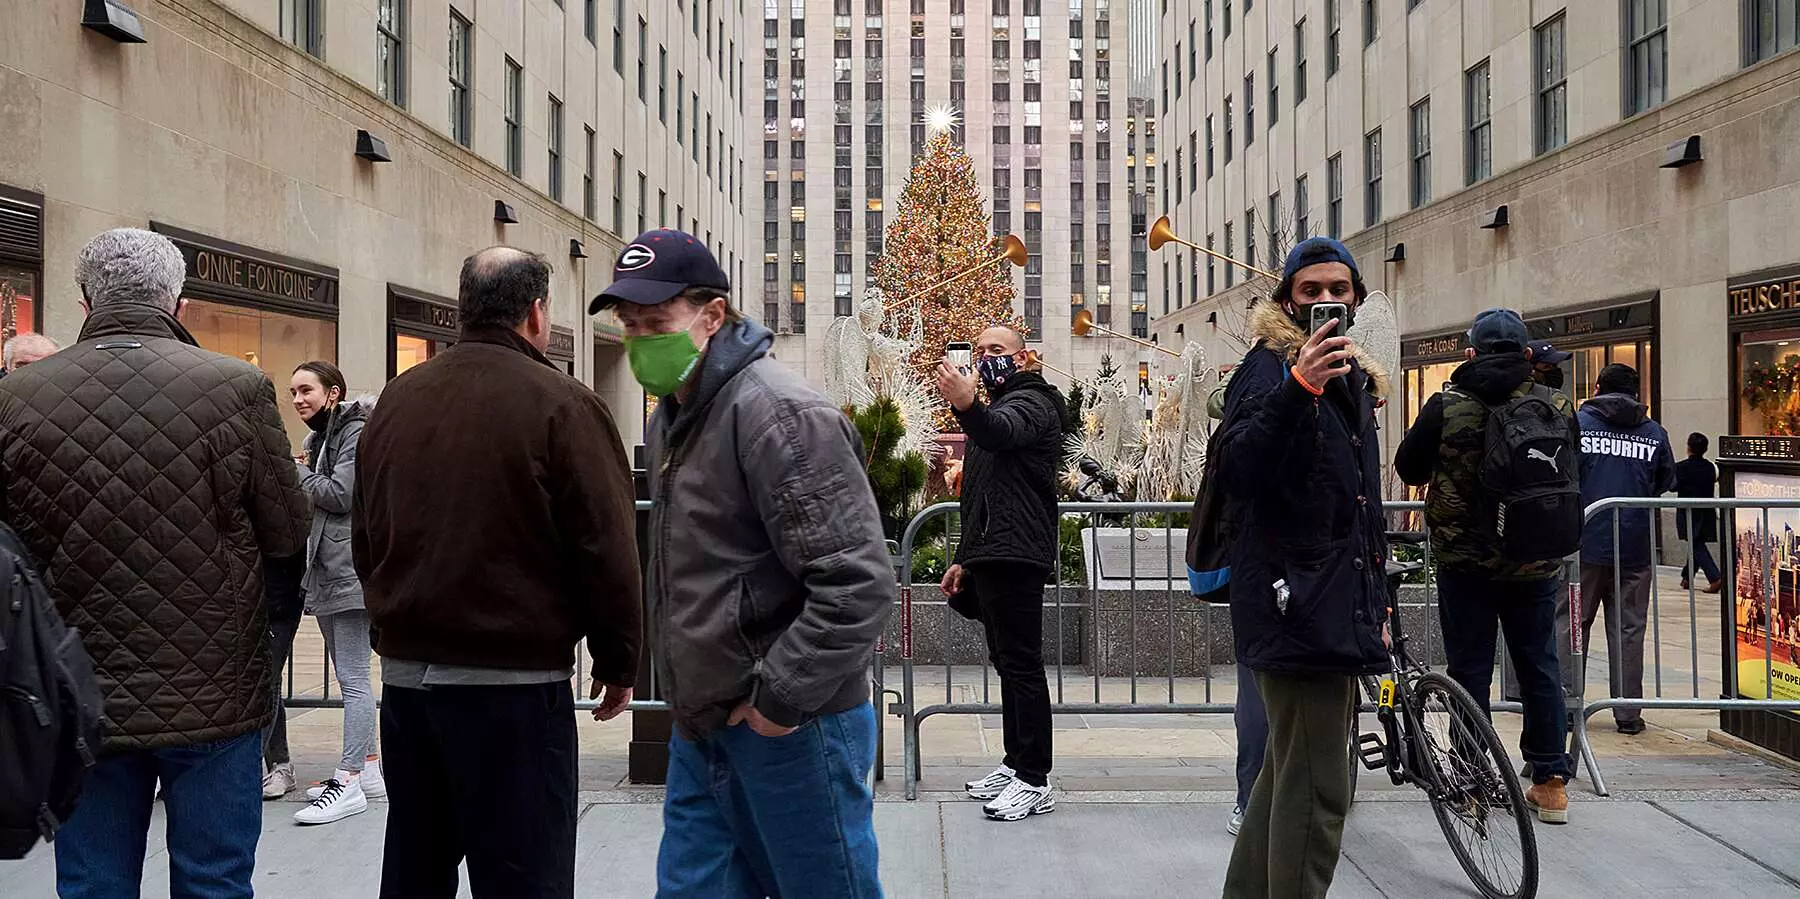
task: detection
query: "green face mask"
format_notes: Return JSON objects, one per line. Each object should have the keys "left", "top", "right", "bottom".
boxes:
{"left": 626, "top": 330, "right": 704, "bottom": 396}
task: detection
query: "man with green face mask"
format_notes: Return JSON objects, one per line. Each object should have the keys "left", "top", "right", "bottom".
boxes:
{"left": 589, "top": 230, "right": 894, "bottom": 898}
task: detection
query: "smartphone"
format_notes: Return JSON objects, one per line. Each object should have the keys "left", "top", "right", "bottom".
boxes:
{"left": 945, "top": 341, "right": 973, "bottom": 373}
{"left": 1309, "top": 302, "right": 1348, "bottom": 340}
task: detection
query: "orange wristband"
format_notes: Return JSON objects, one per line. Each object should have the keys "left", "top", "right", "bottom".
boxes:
{"left": 1290, "top": 366, "right": 1324, "bottom": 396}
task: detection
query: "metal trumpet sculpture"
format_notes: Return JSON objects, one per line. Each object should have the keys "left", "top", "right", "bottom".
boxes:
{"left": 883, "top": 233, "right": 1028, "bottom": 312}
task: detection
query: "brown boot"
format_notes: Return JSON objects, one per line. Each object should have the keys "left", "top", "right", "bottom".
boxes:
{"left": 1703, "top": 579, "right": 1724, "bottom": 594}
{"left": 1526, "top": 778, "right": 1569, "bottom": 825}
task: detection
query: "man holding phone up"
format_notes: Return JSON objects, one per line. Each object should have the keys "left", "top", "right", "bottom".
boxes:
{"left": 1217, "top": 238, "right": 1392, "bottom": 898}
{"left": 935, "top": 326, "right": 1066, "bottom": 821}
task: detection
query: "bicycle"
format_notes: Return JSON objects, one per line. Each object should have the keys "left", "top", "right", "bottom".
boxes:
{"left": 1348, "top": 531, "right": 1540, "bottom": 899}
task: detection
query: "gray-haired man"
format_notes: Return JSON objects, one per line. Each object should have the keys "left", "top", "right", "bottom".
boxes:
{"left": 0, "top": 228, "right": 309, "bottom": 896}
{"left": 2, "top": 332, "right": 59, "bottom": 372}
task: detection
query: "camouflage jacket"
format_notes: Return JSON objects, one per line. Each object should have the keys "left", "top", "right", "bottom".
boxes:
{"left": 1394, "top": 353, "right": 1575, "bottom": 581}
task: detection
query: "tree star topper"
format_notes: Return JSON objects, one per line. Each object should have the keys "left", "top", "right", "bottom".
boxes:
{"left": 924, "top": 104, "right": 960, "bottom": 135}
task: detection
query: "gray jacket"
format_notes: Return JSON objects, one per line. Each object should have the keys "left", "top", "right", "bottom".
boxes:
{"left": 299, "top": 397, "right": 373, "bottom": 617}
{"left": 647, "top": 319, "right": 894, "bottom": 739}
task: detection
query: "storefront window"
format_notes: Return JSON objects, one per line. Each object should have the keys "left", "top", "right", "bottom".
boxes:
{"left": 394, "top": 333, "right": 446, "bottom": 375}
{"left": 183, "top": 299, "right": 338, "bottom": 453}
{"left": 1565, "top": 339, "right": 1653, "bottom": 410}
{"left": 1737, "top": 327, "right": 1800, "bottom": 436}
{"left": 0, "top": 264, "right": 39, "bottom": 339}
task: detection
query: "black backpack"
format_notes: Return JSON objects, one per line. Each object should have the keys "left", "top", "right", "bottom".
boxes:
{"left": 1476, "top": 385, "right": 1582, "bottom": 564}
{"left": 0, "top": 519, "right": 104, "bottom": 859}
{"left": 1186, "top": 413, "right": 1235, "bottom": 604}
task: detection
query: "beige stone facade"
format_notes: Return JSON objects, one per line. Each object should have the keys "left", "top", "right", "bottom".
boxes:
{"left": 0, "top": 0, "right": 754, "bottom": 455}
{"left": 1148, "top": 0, "right": 1800, "bottom": 450}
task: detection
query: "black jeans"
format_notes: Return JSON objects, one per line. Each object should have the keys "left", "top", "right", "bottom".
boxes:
{"left": 261, "top": 571, "right": 306, "bottom": 768}
{"left": 969, "top": 560, "right": 1053, "bottom": 786}
{"left": 1683, "top": 539, "right": 1722, "bottom": 584}
{"left": 379, "top": 681, "right": 578, "bottom": 898}
{"left": 1437, "top": 569, "right": 1575, "bottom": 783}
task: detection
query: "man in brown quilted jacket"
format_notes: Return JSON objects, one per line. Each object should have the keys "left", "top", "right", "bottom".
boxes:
{"left": 0, "top": 228, "right": 309, "bottom": 897}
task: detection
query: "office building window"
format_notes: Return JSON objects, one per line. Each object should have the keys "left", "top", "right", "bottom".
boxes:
{"left": 583, "top": 127, "right": 596, "bottom": 220}
{"left": 1327, "top": 154, "right": 1343, "bottom": 238}
{"left": 1295, "top": 20, "right": 1308, "bottom": 103}
{"left": 548, "top": 96, "right": 564, "bottom": 202}
{"left": 659, "top": 48, "right": 669, "bottom": 122}
{"left": 1326, "top": 0, "right": 1341, "bottom": 76}
{"left": 1409, "top": 99, "right": 1430, "bottom": 208}
{"left": 448, "top": 11, "right": 472, "bottom": 147}
{"left": 1626, "top": 0, "right": 1668, "bottom": 114}
{"left": 637, "top": 173, "right": 647, "bottom": 236}
{"left": 585, "top": 0, "right": 597, "bottom": 43}
{"left": 281, "top": 0, "right": 322, "bottom": 56}
{"left": 1747, "top": 0, "right": 1800, "bottom": 63}
{"left": 1267, "top": 193, "right": 1281, "bottom": 269}
{"left": 1245, "top": 208, "right": 1256, "bottom": 280}
{"left": 1205, "top": 234, "right": 1216, "bottom": 294}
{"left": 1204, "top": 116, "right": 1214, "bottom": 177}
{"left": 1224, "top": 0, "right": 1232, "bottom": 39}
{"left": 1364, "top": 0, "right": 1378, "bottom": 45}
{"left": 504, "top": 59, "right": 523, "bottom": 177}
{"left": 1223, "top": 96, "right": 1234, "bottom": 164}
{"left": 1535, "top": 15, "right": 1568, "bottom": 154}
{"left": 1364, "top": 129, "right": 1382, "bottom": 226}
{"left": 1205, "top": 1, "right": 1214, "bottom": 59}
{"left": 638, "top": 18, "right": 648, "bottom": 102}
{"left": 1190, "top": 21, "right": 1198, "bottom": 77}
{"left": 1244, "top": 73, "right": 1255, "bottom": 145}
{"left": 377, "top": 0, "right": 406, "bottom": 106}
{"left": 1294, "top": 174, "right": 1309, "bottom": 239}
{"left": 677, "top": 73, "right": 685, "bottom": 142}
{"left": 613, "top": 0, "right": 625, "bottom": 74}
{"left": 612, "top": 152, "right": 624, "bottom": 235}
{"left": 1466, "top": 60, "right": 1492, "bottom": 183}
{"left": 1224, "top": 223, "right": 1235, "bottom": 288}
{"left": 1268, "top": 49, "right": 1279, "bottom": 125}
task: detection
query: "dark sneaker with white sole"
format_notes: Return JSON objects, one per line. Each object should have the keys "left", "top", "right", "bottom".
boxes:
{"left": 982, "top": 781, "right": 1055, "bottom": 821}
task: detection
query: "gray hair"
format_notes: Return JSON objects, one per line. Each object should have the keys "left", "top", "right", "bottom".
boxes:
{"left": 3, "top": 333, "right": 59, "bottom": 369}
{"left": 74, "top": 228, "right": 187, "bottom": 312}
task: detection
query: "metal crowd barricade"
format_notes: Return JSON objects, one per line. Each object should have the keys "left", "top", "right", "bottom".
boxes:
{"left": 1574, "top": 496, "right": 1800, "bottom": 797}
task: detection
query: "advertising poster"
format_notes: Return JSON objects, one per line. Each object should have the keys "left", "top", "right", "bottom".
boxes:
{"left": 1730, "top": 473, "right": 1800, "bottom": 705}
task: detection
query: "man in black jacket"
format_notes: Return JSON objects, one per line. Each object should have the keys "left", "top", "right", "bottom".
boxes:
{"left": 1219, "top": 238, "right": 1391, "bottom": 899}
{"left": 936, "top": 325, "right": 1065, "bottom": 822}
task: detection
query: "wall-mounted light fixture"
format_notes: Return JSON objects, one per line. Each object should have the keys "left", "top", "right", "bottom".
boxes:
{"left": 82, "top": 0, "right": 147, "bottom": 43}
{"left": 1660, "top": 135, "right": 1703, "bottom": 169}
{"left": 569, "top": 239, "right": 587, "bottom": 259}
{"left": 354, "top": 130, "right": 391, "bottom": 162}
{"left": 1385, "top": 242, "right": 1406, "bottom": 263}
{"left": 493, "top": 201, "right": 519, "bottom": 224}
{"left": 1206, "top": 311, "right": 1219, "bottom": 326}
{"left": 1479, "top": 205, "right": 1510, "bottom": 230}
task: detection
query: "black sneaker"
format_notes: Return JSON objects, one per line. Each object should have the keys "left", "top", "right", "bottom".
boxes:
{"left": 1617, "top": 719, "right": 1647, "bottom": 736}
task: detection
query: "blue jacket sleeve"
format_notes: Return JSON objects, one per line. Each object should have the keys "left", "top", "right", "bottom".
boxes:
{"left": 1218, "top": 352, "right": 1319, "bottom": 492}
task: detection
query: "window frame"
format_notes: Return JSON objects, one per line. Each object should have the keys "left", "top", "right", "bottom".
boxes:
{"left": 1624, "top": 0, "right": 1669, "bottom": 116}
{"left": 448, "top": 10, "right": 473, "bottom": 148}
{"left": 1363, "top": 128, "right": 1382, "bottom": 227}
{"left": 504, "top": 58, "right": 524, "bottom": 177}
{"left": 1466, "top": 59, "right": 1493, "bottom": 184}
{"left": 1409, "top": 98, "right": 1431, "bottom": 209}
{"left": 1535, "top": 14, "right": 1568, "bottom": 155}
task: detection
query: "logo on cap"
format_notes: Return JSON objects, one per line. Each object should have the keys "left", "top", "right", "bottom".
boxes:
{"left": 618, "top": 244, "right": 656, "bottom": 272}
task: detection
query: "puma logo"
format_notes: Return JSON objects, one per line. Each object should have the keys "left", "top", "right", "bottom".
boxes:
{"left": 1527, "top": 448, "right": 1560, "bottom": 472}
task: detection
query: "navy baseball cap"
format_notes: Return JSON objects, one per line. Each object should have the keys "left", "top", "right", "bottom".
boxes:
{"left": 1273, "top": 237, "right": 1369, "bottom": 303}
{"left": 1467, "top": 308, "right": 1530, "bottom": 353}
{"left": 588, "top": 229, "right": 732, "bottom": 315}
{"left": 1527, "top": 339, "right": 1572, "bottom": 365}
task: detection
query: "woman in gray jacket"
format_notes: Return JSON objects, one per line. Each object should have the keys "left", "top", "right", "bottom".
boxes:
{"left": 288, "top": 361, "right": 383, "bottom": 826}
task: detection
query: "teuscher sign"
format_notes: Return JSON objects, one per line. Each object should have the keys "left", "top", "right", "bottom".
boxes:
{"left": 1730, "top": 272, "right": 1800, "bottom": 319}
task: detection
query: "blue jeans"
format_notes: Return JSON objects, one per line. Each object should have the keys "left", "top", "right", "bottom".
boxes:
{"left": 55, "top": 730, "right": 264, "bottom": 898}
{"left": 1437, "top": 570, "right": 1576, "bottom": 783}
{"left": 657, "top": 703, "right": 881, "bottom": 899}
{"left": 1233, "top": 661, "right": 1268, "bottom": 811}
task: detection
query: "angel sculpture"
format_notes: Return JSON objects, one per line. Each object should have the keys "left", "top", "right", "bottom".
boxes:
{"left": 1132, "top": 341, "right": 1214, "bottom": 501}
{"left": 821, "top": 287, "right": 923, "bottom": 407}
{"left": 1348, "top": 289, "right": 1400, "bottom": 396}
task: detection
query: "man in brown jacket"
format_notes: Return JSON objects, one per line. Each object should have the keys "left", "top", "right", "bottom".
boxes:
{"left": 0, "top": 228, "right": 310, "bottom": 896}
{"left": 353, "top": 246, "right": 642, "bottom": 899}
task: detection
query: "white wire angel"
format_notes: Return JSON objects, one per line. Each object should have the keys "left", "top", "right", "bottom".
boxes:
{"left": 1348, "top": 289, "right": 1400, "bottom": 392}
{"left": 821, "top": 287, "right": 924, "bottom": 407}
{"left": 1132, "top": 341, "right": 1213, "bottom": 500}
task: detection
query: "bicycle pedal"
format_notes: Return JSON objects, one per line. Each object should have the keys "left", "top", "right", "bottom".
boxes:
{"left": 1357, "top": 732, "right": 1387, "bottom": 769}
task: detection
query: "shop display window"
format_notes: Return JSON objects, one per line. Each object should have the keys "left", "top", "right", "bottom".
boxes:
{"left": 182, "top": 298, "right": 338, "bottom": 453}
{"left": 1737, "top": 326, "right": 1800, "bottom": 436}
{"left": 394, "top": 333, "right": 447, "bottom": 376}
{"left": 0, "top": 264, "right": 39, "bottom": 338}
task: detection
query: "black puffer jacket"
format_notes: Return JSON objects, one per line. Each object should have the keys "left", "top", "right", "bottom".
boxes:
{"left": 1220, "top": 303, "right": 1390, "bottom": 677}
{"left": 952, "top": 370, "right": 1065, "bottom": 572}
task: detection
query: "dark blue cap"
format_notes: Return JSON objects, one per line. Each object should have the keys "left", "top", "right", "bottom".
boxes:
{"left": 1527, "top": 339, "right": 1571, "bottom": 364}
{"left": 588, "top": 229, "right": 732, "bottom": 315}
{"left": 1468, "top": 308, "right": 1530, "bottom": 353}
{"left": 1273, "top": 237, "right": 1367, "bottom": 303}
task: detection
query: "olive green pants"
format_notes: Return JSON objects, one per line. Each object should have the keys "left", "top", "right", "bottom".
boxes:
{"left": 1222, "top": 671, "right": 1357, "bottom": 899}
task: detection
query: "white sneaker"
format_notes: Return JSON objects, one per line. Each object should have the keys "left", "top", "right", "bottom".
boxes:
{"left": 306, "top": 759, "right": 386, "bottom": 801}
{"left": 262, "top": 763, "right": 295, "bottom": 800}
{"left": 1228, "top": 806, "right": 1245, "bottom": 836}
{"left": 982, "top": 780, "right": 1055, "bottom": 821}
{"left": 964, "top": 764, "right": 1016, "bottom": 800}
{"left": 295, "top": 778, "right": 367, "bottom": 825}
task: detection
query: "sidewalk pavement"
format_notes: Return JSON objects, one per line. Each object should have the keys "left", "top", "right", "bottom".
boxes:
{"left": 6, "top": 789, "right": 1800, "bottom": 897}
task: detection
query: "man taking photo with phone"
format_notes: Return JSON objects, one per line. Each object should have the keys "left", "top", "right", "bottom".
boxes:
{"left": 1216, "top": 238, "right": 1391, "bottom": 898}
{"left": 935, "top": 326, "right": 1066, "bottom": 822}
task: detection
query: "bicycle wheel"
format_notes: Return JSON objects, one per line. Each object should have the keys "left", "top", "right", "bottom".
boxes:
{"left": 1409, "top": 671, "right": 1539, "bottom": 899}
{"left": 1347, "top": 705, "right": 1361, "bottom": 807}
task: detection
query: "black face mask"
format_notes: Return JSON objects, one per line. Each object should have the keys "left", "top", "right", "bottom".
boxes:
{"left": 1535, "top": 366, "right": 1565, "bottom": 390}
{"left": 977, "top": 353, "right": 1019, "bottom": 392}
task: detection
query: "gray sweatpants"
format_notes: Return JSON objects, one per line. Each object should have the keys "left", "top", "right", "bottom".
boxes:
{"left": 1578, "top": 563, "right": 1653, "bottom": 726}
{"left": 320, "top": 610, "right": 378, "bottom": 772}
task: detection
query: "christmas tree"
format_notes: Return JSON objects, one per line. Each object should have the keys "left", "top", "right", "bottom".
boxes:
{"left": 875, "top": 121, "right": 1021, "bottom": 385}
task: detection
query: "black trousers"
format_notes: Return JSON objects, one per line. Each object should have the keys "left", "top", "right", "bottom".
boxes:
{"left": 970, "top": 560, "right": 1053, "bottom": 786}
{"left": 379, "top": 681, "right": 578, "bottom": 899}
